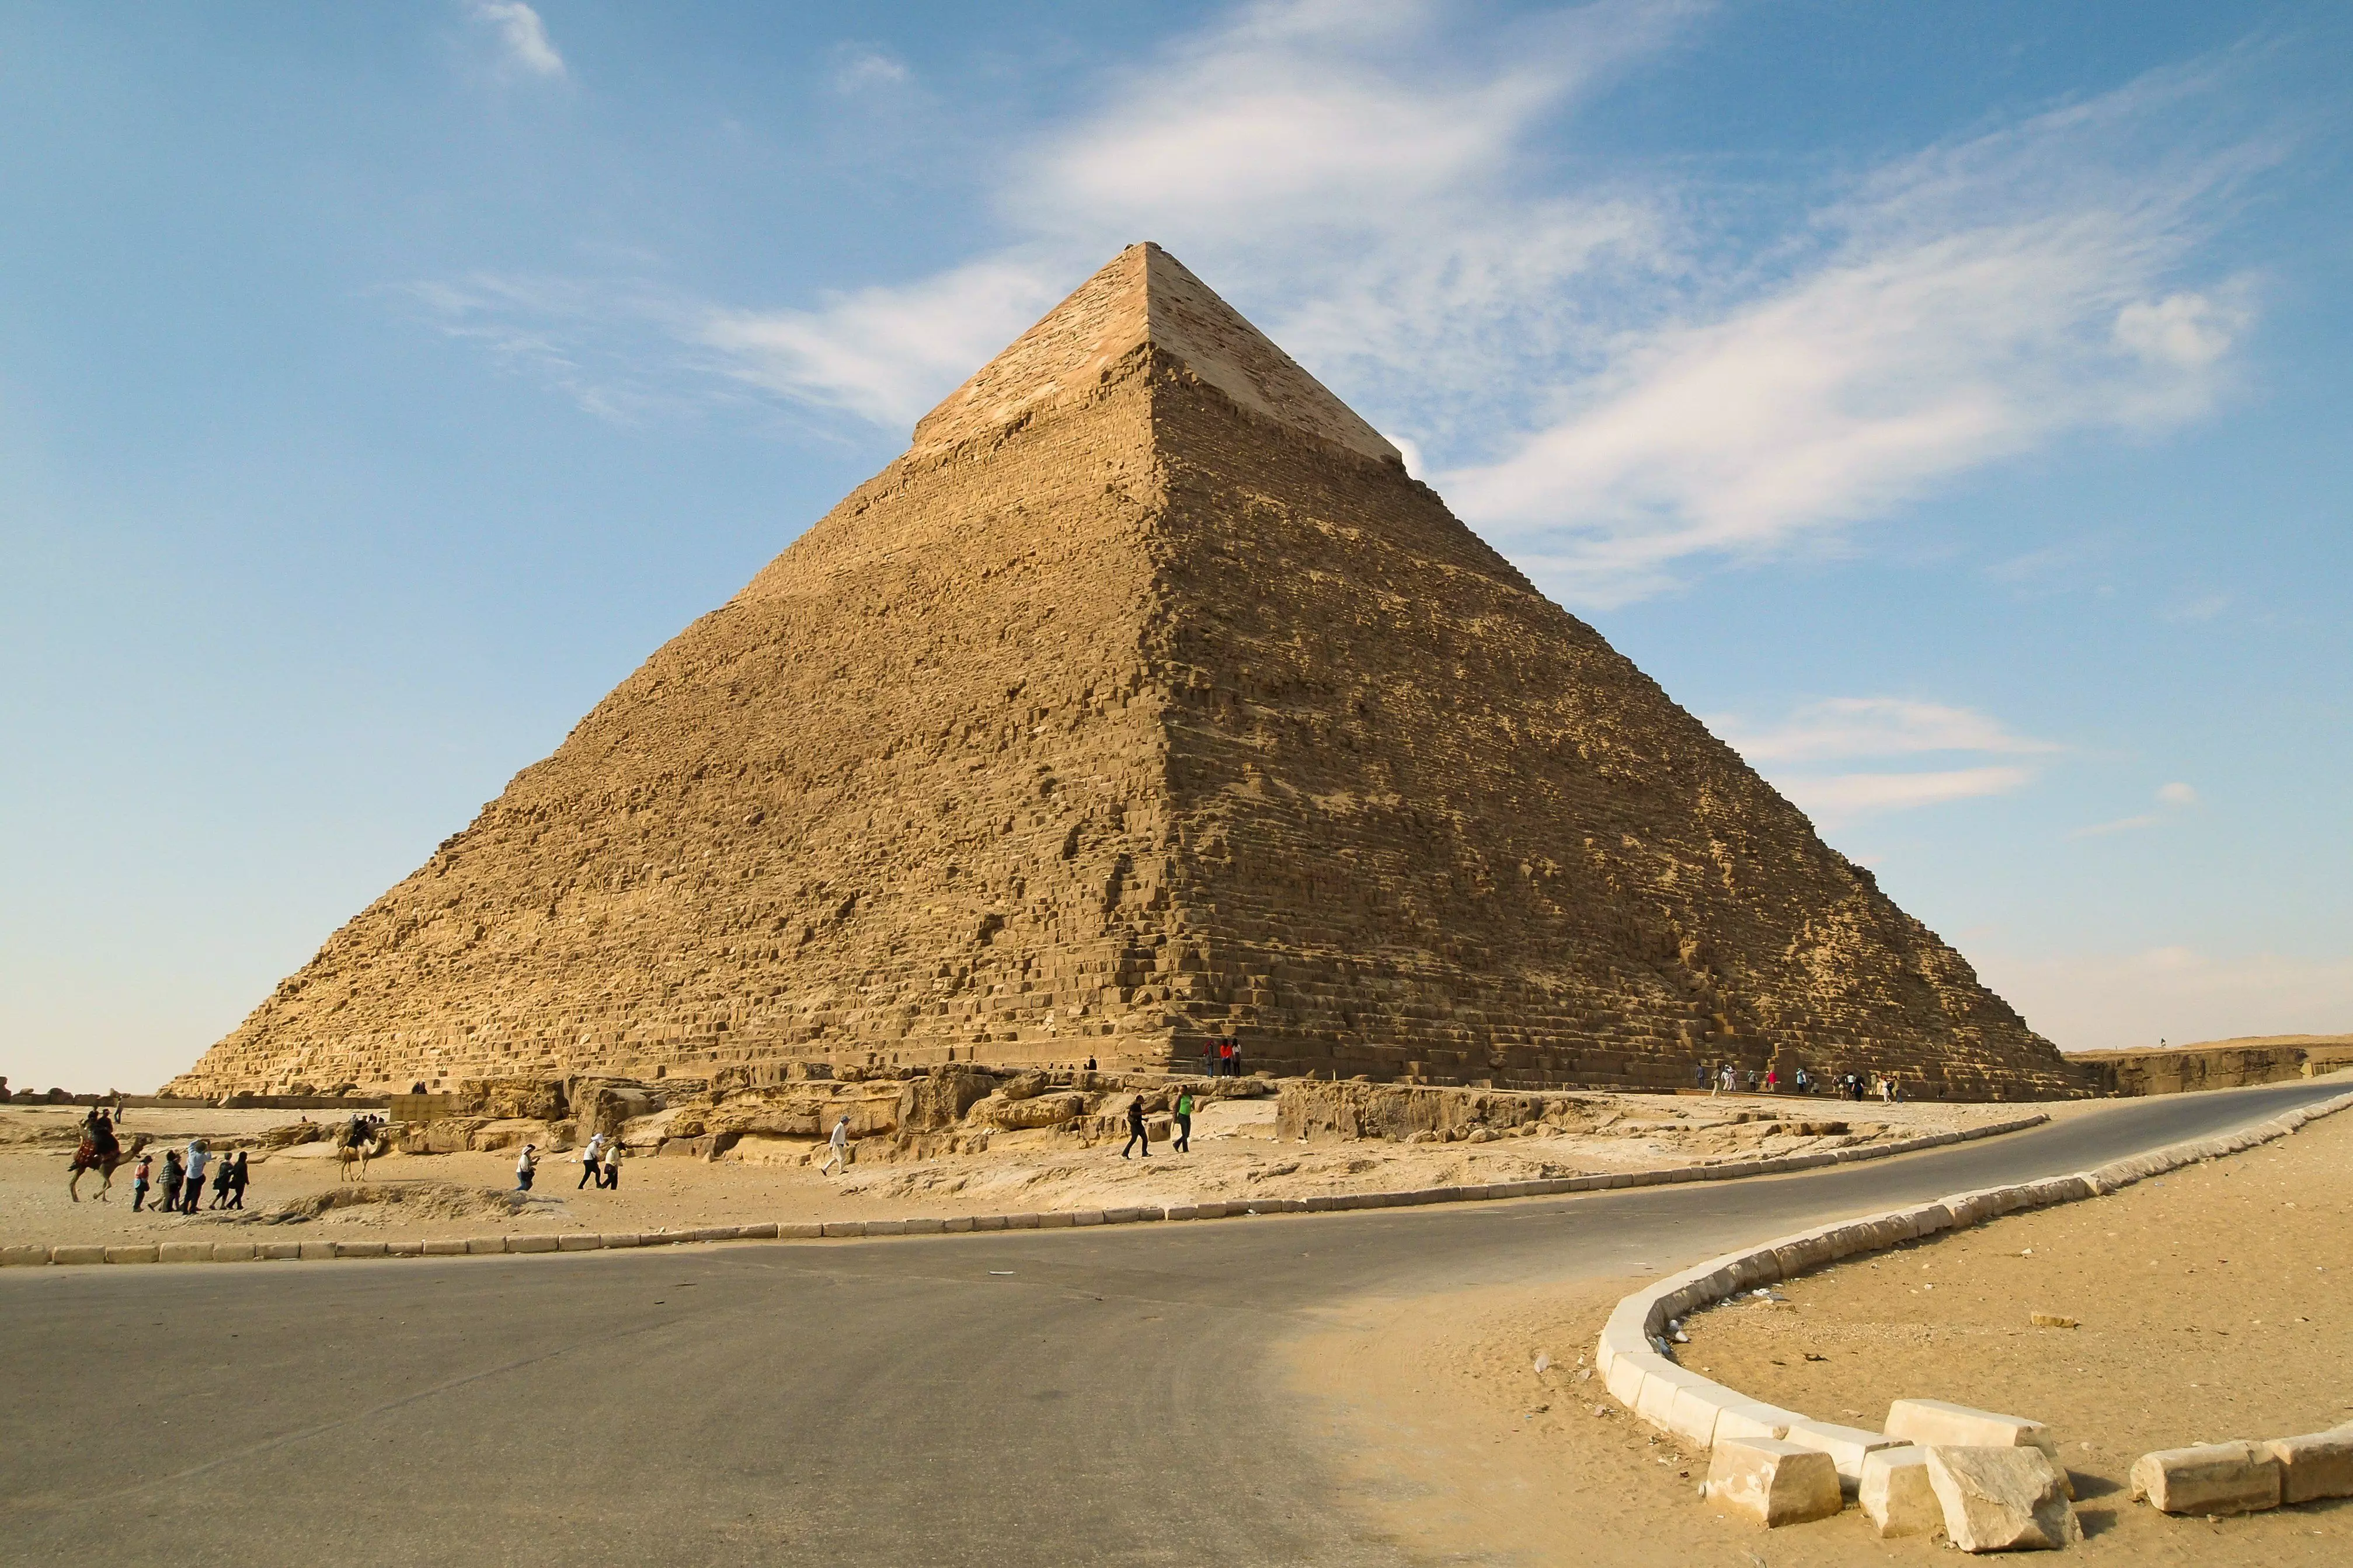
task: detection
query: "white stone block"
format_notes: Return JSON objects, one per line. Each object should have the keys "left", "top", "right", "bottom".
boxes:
{"left": 1712, "top": 1400, "right": 1804, "bottom": 1445}
{"left": 1634, "top": 1363, "right": 1710, "bottom": 1430}
{"left": 2130, "top": 1442, "right": 2282, "bottom": 1515}
{"left": 1926, "top": 1446, "right": 2082, "bottom": 1552}
{"left": 1704, "top": 1438, "right": 1844, "bottom": 1527}
{"left": 1784, "top": 1420, "right": 1909, "bottom": 1492}
{"left": 1860, "top": 1446, "right": 1938, "bottom": 1537}
{"left": 2264, "top": 1429, "right": 2353, "bottom": 1504}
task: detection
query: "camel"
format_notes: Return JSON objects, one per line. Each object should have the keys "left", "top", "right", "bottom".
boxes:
{"left": 336, "top": 1127, "right": 381, "bottom": 1182}
{"left": 68, "top": 1134, "right": 148, "bottom": 1202}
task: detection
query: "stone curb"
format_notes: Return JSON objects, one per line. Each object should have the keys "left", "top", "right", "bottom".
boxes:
{"left": 1594, "top": 1090, "right": 2353, "bottom": 1459}
{"left": 0, "top": 1109, "right": 2056, "bottom": 1269}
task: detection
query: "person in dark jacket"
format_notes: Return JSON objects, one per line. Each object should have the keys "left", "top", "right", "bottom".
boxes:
{"left": 1120, "top": 1097, "right": 1151, "bottom": 1159}
{"left": 158, "top": 1149, "right": 184, "bottom": 1215}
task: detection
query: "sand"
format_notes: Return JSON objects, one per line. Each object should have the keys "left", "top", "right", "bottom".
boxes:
{"left": 2, "top": 1092, "right": 2067, "bottom": 1250}
{"left": 1286, "top": 1104, "right": 2353, "bottom": 1564}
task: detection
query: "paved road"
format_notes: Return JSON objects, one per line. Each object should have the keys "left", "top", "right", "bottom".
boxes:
{"left": 2, "top": 1078, "right": 2342, "bottom": 1566}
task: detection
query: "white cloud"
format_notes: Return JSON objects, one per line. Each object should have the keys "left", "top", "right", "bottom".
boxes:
{"left": 1710, "top": 696, "right": 2052, "bottom": 824}
{"left": 1974, "top": 945, "right": 2353, "bottom": 1053}
{"left": 1777, "top": 766, "right": 2034, "bottom": 820}
{"left": 470, "top": 2, "right": 565, "bottom": 79}
{"left": 831, "top": 48, "right": 911, "bottom": 95}
{"left": 2069, "top": 779, "right": 2201, "bottom": 838}
{"left": 1714, "top": 697, "right": 2056, "bottom": 765}
{"left": 411, "top": 1, "right": 2278, "bottom": 606}
{"left": 695, "top": 260, "right": 1061, "bottom": 428}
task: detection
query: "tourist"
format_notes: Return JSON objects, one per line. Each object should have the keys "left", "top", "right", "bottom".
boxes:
{"left": 208, "top": 1153, "right": 234, "bottom": 1210}
{"left": 182, "top": 1139, "right": 211, "bottom": 1214}
{"left": 158, "top": 1148, "right": 183, "bottom": 1214}
{"left": 1230, "top": 1041, "right": 1246, "bottom": 1078}
{"left": 820, "top": 1114, "right": 851, "bottom": 1176}
{"left": 1086, "top": 1055, "right": 1098, "bottom": 1072}
{"left": 578, "top": 1133, "right": 606, "bottom": 1189}
{"left": 1794, "top": 1067, "right": 1810, "bottom": 1095}
{"left": 130, "top": 1152, "right": 152, "bottom": 1212}
{"left": 1172, "top": 1088, "right": 1193, "bottom": 1153}
{"left": 1216, "top": 1039, "right": 1232, "bottom": 1076}
{"left": 1693, "top": 1061, "right": 1708, "bottom": 1089}
{"left": 1763, "top": 1068, "right": 1778, "bottom": 1093}
{"left": 226, "top": 1151, "right": 250, "bottom": 1209}
{"left": 1120, "top": 1096, "right": 1151, "bottom": 1159}
{"left": 600, "top": 1138, "right": 624, "bottom": 1190}
{"left": 514, "top": 1143, "right": 537, "bottom": 1192}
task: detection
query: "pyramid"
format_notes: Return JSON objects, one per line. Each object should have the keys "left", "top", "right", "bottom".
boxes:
{"left": 170, "top": 243, "right": 2082, "bottom": 1100}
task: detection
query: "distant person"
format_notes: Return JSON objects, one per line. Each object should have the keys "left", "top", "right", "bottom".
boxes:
{"left": 820, "top": 1114, "right": 851, "bottom": 1177}
{"left": 1172, "top": 1088, "right": 1193, "bottom": 1154}
{"left": 182, "top": 1140, "right": 211, "bottom": 1215}
{"left": 1230, "top": 1042, "right": 1245, "bottom": 1078}
{"left": 1693, "top": 1061, "right": 1708, "bottom": 1088}
{"left": 578, "top": 1133, "right": 607, "bottom": 1189}
{"left": 514, "top": 1144, "right": 537, "bottom": 1192}
{"left": 159, "top": 1149, "right": 184, "bottom": 1214}
{"left": 1763, "top": 1068, "right": 1778, "bottom": 1093}
{"left": 600, "top": 1139, "right": 624, "bottom": 1191}
{"left": 1086, "top": 1055, "right": 1098, "bottom": 1072}
{"left": 208, "top": 1154, "right": 234, "bottom": 1210}
{"left": 226, "top": 1151, "right": 250, "bottom": 1209}
{"left": 1120, "top": 1096, "right": 1150, "bottom": 1159}
{"left": 1793, "top": 1067, "right": 1809, "bottom": 1095}
{"left": 130, "top": 1152, "right": 153, "bottom": 1212}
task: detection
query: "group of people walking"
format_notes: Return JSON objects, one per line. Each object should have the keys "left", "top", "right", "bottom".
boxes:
{"left": 1694, "top": 1062, "right": 1902, "bottom": 1102}
{"left": 513, "top": 1133, "right": 628, "bottom": 1193}
{"left": 129, "top": 1140, "right": 249, "bottom": 1213}
{"left": 1119, "top": 1089, "right": 1193, "bottom": 1158}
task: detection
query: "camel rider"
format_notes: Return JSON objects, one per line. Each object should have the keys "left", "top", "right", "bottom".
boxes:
{"left": 84, "top": 1107, "right": 119, "bottom": 1161}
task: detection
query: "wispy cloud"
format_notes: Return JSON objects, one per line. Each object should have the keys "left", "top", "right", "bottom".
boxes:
{"left": 469, "top": 2, "right": 565, "bottom": 79}
{"left": 411, "top": 1, "right": 2283, "bottom": 606}
{"left": 2070, "top": 780, "right": 2200, "bottom": 838}
{"left": 1712, "top": 696, "right": 2053, "bottom": 824}
{"left": 830, "top": 47, "right": 911, "bottom": 96}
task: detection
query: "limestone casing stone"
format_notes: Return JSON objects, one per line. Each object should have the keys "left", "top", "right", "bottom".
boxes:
{"left": 1704, "top": 1438, "right": 1844, "bottom": 1527}
{"left": 1860, "top": 1447, "right": 1939, "bottom": 1538}
{"left": 1925, "top": 1445, "right": 2082, "bottom": 1552}
{"left": 2262, "top": 1430, "right": 2353, "bottom": 1504}
{"left": 2129, "top": 1442, "right": 2282, "bottom": 1515}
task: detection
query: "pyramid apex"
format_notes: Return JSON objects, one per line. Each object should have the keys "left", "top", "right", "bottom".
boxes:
{"left": 910, "top": 244, "right": 1401, "bottom": 465}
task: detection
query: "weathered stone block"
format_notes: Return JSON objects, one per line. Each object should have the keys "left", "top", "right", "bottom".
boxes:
{"left": 1712, "top": 1401, "right": 1804, "bottom": 1445}
{"left": 50, "top": 1245, "right": 106, "bottom": 1266}
{"left": 258, "top": 1242, "right": 301, "bottom": 1261}
{"left": 507, "top": 1235, "right": 560, "bottom": 1253}
{"left": 1603, "top": 1349, "right": 1659, "bottom": 1408}
{"left": 339, "top": 1240, "right": 388, "bottom": 1258}
{"left": 775, "top": 1222, "right": 822, "bottom": 1239}
{"left": 2130, "top": 1442, "right": 2282, "bottom": 1515}
{"left": 0, "top": 1245, "right": 49, "bottom": 1266}
{"left": 156, "top": 1242, "right": 211, "bottom": 1264}
{"left": 1886, "top": 1399, "right": 2058, "bottom": 1461}
{"left": 464, "top": 1237, "right": 505, "bottom": 1255}
{"left": 1784, "top": 1420, "right": 1908, "bottom": 1492}
{"left": 103, "top": 1245, "right": 159, "bottom": 1265}
{"left": 298, "top": 1241, "right": 337, "bottom": 1261}
{"left": 737, "top": 1222, "right": 778, "bottom": 1239}
{"left": 1704, "top": 1438, "right": 1844, "bottom": 1527}
{"left": 1860, "top": 1447, "right": 1939, "bottom": 1537}
{"left": 1634, "top": 1363, "right": 1710, "bottom": 1431}
{"left": 1928, "top": 1446, "right": 2081, "bottom": 1550}
{"left": 821, "top": 1220, "right": 866, "bottom": 1238}
{"left": 599, "top": 1232, "right": 643, "bottom": 1247}
{"left": 212, "top": 1242, "right": 258, "bottom": 1263}
{"left": 2264, "top": 1430, "right": 2353, "bottom": 1504}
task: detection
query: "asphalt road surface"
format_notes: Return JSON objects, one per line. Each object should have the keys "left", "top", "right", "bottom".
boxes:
{"left": 3, "top": 1078, "right": 2342, "bottom": 1566}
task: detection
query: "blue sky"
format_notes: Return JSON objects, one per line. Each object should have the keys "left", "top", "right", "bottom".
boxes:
{"left": 3, "top": 1, "right": 2347, "bottom": 1093}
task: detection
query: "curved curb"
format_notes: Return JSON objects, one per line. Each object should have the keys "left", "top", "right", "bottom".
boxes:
{"left": 0, "top": 1112, "right": 2049, "bottom": 1269}
{"left": 1593, "top": 1090, "right": 2353, "bottom": 1456}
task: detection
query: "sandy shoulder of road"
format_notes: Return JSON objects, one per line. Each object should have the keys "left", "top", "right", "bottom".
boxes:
{"left": 1286, "top": 1104, "right": 2352, "bottom": 1567}
{"left": 0, "top": 1092, "right": 2060, "bottom": 1249}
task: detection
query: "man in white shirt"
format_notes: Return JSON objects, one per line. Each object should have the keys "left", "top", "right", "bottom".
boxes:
{"left": 181, "top": 1140, "right": 211, "bottom": 1215}
{"left": 577, "top": 1133, "right": 606, "bottom": 1189}
{"left": 820, "top": 1115, "right": 850, "bottom": 1176}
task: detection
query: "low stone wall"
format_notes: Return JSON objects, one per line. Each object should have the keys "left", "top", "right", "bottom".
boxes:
{"left": 1592, "top": 1088, "right": 2353, "bottom": 1535}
